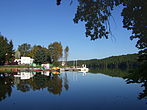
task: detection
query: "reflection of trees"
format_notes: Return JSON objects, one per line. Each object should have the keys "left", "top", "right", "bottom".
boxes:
{"left": 90, "top": 66, "right": 147, "bottom": 103}
{"left": 0, "top": 73, "right": 14, "bottom": 101}
{"left": 30, "top": 73, "right": 50, "bottom": 90}
{"left": 0, "top": 72, "right": 69, "bottom": 100}
{"left": 48, "top": 75, "right": 62, "bottom": 95}
{"left": 138, "top": 81, "right": 147, "bottom": 102}
{"left": 17, "top": 80, "right": 31, "bottom": 92}
{"left": 125, "top": 62, "right": 147, "bottom": 103}
{"left": 15, "top": 72, "right": 68, "bottom": 95}
{"left": 90, "top": 68, "right": 129, "bottom": 78}
{"left": 64, "top": 73, "right": 69, "bottom": 91}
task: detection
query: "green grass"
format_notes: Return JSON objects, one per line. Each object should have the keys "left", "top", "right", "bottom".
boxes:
{"left": 0, "top": 65, "right": 42, "bottom": 72}
{"left": 0, "top": 65, "right": 41, "bottom": 68}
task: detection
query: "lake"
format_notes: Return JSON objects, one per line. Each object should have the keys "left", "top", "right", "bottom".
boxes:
{"left": 0, "top": 70, "right": 146, "bottom": 110}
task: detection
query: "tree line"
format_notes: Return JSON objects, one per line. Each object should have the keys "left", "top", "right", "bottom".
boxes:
{"left": 67, "top": 53, "right": 139, "bottom": 69}
{"left": 16, "top": 42, "right": 69, "bottom": 66}
{"left": 0, "top": 34, "right": 69, "bottom": 66}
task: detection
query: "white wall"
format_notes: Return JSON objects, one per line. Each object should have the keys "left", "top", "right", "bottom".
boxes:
{"left": 21, "top": 57, "right": 34, "bottom": 64}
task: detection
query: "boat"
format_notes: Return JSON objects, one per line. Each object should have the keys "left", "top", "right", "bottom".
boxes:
{"left": 77, "top": 64, "right": 89, "bottom": 72}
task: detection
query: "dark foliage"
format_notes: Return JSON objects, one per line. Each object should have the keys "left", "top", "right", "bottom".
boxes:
{"left": 33, "top": 49, "right": 48, "bottom": 64}
{"left": 57, "top": 0, "right": 147, "bottom": 61}
{"left": 124, "top": 62, "right": 147, "bottom": 103}
{"left": 0, "top": 72, "right": 69, "bottom": 101}
{"left": 0, "top": 34, "right": 14, "bottom": 65}
{"left": 0, "top": 73, "right": 14, "bottom": 101}
{"left": 67, "top": 53, "right": 139, "bottom": 69}
{"left": 18, "top": 43, "right": 31, "bottom": 57}
{"left": 56, "top": 0, "right": 61, "bottom": 5}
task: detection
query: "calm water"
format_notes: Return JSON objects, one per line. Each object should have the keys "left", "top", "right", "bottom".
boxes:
{"left": 0, "top": 71, "right": 146, "bottom": 110}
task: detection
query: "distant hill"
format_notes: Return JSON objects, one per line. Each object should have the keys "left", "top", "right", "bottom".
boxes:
{"left": 67, "top": 53, "right": 139, "bottom": 69}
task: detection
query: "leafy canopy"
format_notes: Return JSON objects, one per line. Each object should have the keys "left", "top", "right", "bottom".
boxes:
{"left": 18, "top": 43, "right": 31, "bottom": 57}
{"left": 48, "top": 42, "right": 63, "bottom": 64}
{"left": 0, "top": 34, "right": 14, "bottom": 65}
{"left": 34, "top": 49, "right": 48, "bottom": 64}
{"left": 57, "top": 0, "right": 147, "bottom": 60}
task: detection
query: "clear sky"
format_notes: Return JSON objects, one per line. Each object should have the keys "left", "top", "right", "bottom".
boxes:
{"left": 0, "top": 0, "right": 138, "bottom": 60}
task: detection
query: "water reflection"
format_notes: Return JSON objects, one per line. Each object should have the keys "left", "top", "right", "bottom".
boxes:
{"left": 14, "top": 72, "right": 35, "bottom": 80}
{"left": 0, "top": 73, "right": 14, "bottom": 101}
{"left": 90, "top": 67, "right": 147, "bottom": 104}
{"left": 0, "top": 69, "right": 147, "bottom": 106}
{"left": 64, "top": 73, "right": 69, "bottom": 91}
{"left": 89, "top": 67, "right": 128, "bottom": 77}
{"left": 124, "top": 63, "right": 147, "bottom": 104}
{"left": 0, "top": 71, "right": 69, "bottom": 101}
{"left": 0, "top": 70, "right": 147, "bottom": 110}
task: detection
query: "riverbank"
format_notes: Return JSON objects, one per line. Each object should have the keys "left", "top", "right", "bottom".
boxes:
{"left": 0, "top": 65, "right": 89, "bottom": 73}
{"left": 0, "top": 65, "right": 42, "bottom": 72}
{"left": 0, "top": 65, "right": 41, "bottom": 68}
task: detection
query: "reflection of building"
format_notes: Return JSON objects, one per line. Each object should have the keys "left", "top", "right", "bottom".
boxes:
{"left": 41, "top": 71, "right": 50, "bottom": 76}
{"left": 14, "top": 72, "right": 35, "bottom": 80}
{"left": 14, "top": 57, "right": 34, "bottom": 65}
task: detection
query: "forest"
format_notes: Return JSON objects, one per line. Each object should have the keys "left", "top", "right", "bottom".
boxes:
{"left": 67, "top": 53, "right": 139, "bottom": 69}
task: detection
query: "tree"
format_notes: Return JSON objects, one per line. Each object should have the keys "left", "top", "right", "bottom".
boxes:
{"left": 0, "top": 34, "right": 14, "bottom": 65}
{"left": 42, "top": 47, "right": 52, "bottom": 64}
{"left": 0, "top": 35, "right": 7, "bottom": 65}
{"left": 15, "top": 50, "right": 21, "bottom": 59}
{"left": 120, "top": 0, "right": 147, "bottom": 61}
{"left": 64, "top": 46, "right": 69, "bottom": 66}
{"left": 48, "top": 42, "right": 63, "bottom": 65}
{"left": 33, "top": 49, "right": 47, "bottom": 64}
{"left": 7, "top": 40, "right": 14, "bottom": 63}
{"left": 27, "top": 45, "right": 51, "bottom": 63}
{"left": 18, "top": 43, "right": 31, "bottom": 57}
{"left": 27, "top": 45, "right": 42, "bottom": 58}
{"left": 57, "top": 0, "right": 147, "bottom": 61}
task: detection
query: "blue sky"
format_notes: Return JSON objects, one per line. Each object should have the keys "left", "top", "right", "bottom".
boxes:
{"left": 0, "top": 0, "right": 138, "bottom": 60}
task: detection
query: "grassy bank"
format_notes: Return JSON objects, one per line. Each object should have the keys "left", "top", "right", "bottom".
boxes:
{"left": 0, "top": 65, "right": 42, "bottom": 73}
{"left": 0, "top": 65, "right": 41, "bottom": 68}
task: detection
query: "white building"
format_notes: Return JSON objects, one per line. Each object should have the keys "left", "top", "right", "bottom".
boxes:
{"left": 14, "top": 57, "right": 34, "bottom": 65}
{"left": 14, "top": 72, "right": 35, "bottom": 80}
{"left": 21, "top": 57, "right": 34, "bottom": 64}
